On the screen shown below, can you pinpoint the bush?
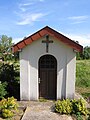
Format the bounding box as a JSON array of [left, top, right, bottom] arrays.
[[2, 109, 14, 118], [0, 81, 7, 99], [55, 99, 72, 114], [55, 99, 89, 116], [0, 96, 18, 118], [72, 99, 88, 115], [0, 62, 20, 100], [76, 112, 83, 120]]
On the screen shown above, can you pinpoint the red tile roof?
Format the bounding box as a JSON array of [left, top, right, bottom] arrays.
[[12, 26, 83, 52]]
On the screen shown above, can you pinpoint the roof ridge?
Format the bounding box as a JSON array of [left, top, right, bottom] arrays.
[[12, 26, 83, 53]]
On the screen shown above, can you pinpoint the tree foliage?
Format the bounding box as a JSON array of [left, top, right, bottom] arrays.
[[0, 81, 7, 99], [83, 46, 90, 59], [0, 35, 13, 61], [0, 62, 20, 100], [0, 35, 20, 100], [76, 46, 90, 60]]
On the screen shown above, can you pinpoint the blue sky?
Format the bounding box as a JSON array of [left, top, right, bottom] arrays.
[[0, 0, 90, 46]]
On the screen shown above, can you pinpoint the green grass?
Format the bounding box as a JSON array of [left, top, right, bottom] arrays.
[[76, 60, 90, 87], [81, 93, 90, 99], [39, 98, 48, 102], [76, 60, 90, 99]]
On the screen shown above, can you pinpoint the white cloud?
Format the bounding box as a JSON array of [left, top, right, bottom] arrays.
[[13, 37, 23, 44], [16, 13, 46, 25], [55, 29, 90, 47], [70, 21, 86, 24], [68, 16, 89, 20], [19, 6, 26, 12], [18, 2, 34, 12], [21, 3, 34, 6], [18, 0, 44, 11], [65, 33, 90, 47], [15, 0, 47, 25], [68, 15, 89, 24]]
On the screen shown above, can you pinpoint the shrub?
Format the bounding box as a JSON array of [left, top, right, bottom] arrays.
[[2, 109, 14, 118], [0, 96, 18, 118], [55, 99, 89, 116], [88, 114, 90, 120], [0, 81, 7, 99], [76, 112, 83, 120], [72, 99, 88, 115], [55, 99, 72, 114], [0, 62, 20, 100]]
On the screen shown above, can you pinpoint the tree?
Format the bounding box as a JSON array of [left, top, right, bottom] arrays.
[[76, 46, 90, 60], [83, 46, 90, 59], [0, 35, 13, 61]]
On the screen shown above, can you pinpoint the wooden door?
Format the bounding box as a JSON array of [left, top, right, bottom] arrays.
[[39, 55, 57, 99]]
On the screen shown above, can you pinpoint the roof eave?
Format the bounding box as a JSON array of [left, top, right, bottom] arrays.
[[12, 26, 83, 53]]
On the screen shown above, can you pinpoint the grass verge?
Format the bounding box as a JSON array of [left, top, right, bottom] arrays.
[[76, 60, 90, 100]]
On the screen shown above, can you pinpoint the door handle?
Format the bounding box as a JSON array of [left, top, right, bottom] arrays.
[[38, 78, 41, 84]]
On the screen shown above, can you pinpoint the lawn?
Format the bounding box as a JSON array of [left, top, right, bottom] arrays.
[[76, 60, 90, 99]]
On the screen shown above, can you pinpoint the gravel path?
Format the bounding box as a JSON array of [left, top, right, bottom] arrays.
[[20, 101, 73, 120]]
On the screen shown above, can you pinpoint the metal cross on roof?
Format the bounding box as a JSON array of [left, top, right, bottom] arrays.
[[42, 34, 53, 53]]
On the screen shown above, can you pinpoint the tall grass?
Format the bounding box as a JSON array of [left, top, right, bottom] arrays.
[[76, 60, 90, 99], [76, 60, 90, 87]]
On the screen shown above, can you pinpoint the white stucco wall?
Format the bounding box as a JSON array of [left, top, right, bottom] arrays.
[[19, 36, 76, 100]]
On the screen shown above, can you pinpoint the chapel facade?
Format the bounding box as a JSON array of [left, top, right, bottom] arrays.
[[13, 26, 83, 100]]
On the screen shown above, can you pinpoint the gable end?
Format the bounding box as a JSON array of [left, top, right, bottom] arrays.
[[13, 26, 83, 52]]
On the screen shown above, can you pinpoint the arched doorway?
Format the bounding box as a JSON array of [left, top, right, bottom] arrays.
[[38, 55, 57, 99]]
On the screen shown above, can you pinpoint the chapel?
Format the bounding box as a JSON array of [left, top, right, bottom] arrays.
[[13, 26, 83, 100]]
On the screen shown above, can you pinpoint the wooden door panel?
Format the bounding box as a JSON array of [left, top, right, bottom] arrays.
[[39, 69, 56, 99], [48, 70, 56, 99], [39, 69, 48, 98]]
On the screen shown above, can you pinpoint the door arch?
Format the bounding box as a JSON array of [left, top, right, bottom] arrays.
[[38, 54, 57, 99]]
